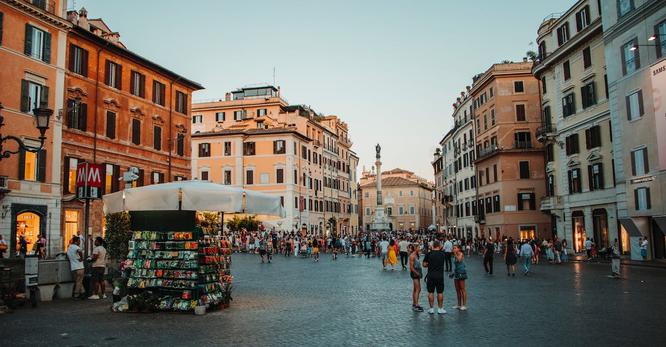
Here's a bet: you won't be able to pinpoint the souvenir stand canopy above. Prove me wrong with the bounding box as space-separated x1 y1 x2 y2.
103 181 284 312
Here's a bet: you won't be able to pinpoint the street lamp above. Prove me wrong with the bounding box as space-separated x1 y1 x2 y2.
0 103 52 160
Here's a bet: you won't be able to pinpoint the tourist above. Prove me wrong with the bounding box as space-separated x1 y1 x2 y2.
443 237 453 272
266 237 273 263
0 235 7 258
561 239 569 262
505 238 517 277
519 240 534 275
18 234 28 258
312 239 320 262
89 237 107 300
554 237 563 264
386 239 398 270
408 243 423 312
483 238 494 275
67 236 85 299
423 240 446 315
585 237 593 260
611 238 621 278
259 238 268 263
452 244 468 310
399 237 410 270
379 237 389 270
640 238 648 260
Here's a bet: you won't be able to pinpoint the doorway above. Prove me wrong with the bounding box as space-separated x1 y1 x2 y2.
10 204 47 258
592 209 609 249
572 211 585 253
652 219 665 259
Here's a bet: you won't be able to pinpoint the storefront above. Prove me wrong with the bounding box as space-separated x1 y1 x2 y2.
572 211 585 253
10 204 46 257
651 217 666 259
519 225 536 240
592 209 609 249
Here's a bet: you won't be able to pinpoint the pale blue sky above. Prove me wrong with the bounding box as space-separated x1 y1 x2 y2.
72 0 572 179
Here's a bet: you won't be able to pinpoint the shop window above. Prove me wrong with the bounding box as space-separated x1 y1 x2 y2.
64 210 80 249
519 225 536 240
16 212 40 254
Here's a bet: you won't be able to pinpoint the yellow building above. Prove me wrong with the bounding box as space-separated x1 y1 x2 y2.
191 86 357 235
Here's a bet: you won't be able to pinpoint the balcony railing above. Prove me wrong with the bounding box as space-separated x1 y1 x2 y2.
536 124 557 141
513 141 533 149
24 0 57 15
477 144 500 159
540 195 561 211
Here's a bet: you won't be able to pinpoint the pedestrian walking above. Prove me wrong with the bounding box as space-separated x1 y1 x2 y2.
408 244 423 312
399 238 410 270
67 236 85 299
483 239 494 275
443 237 453 272
519 240 534 275
585 238 593 260
505 238 517 276
89 237 107 300
640 238 648 260
423 240 446 315
452 245 468 310
0 235 7 259
379 237 389 270
611 238 621 278
312 241 320 262
386 239 398 270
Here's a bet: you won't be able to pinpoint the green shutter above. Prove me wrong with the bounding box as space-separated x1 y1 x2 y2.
40 85 49 108
24 24 33 56
63 157 70 193
20 79 30 112
81 49 88 77
80 103 87 131
0 12 4 45
37 149 47 182
43 31 51 63
18 149 26 180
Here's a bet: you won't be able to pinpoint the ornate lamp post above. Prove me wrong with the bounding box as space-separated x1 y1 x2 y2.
0 103 52 160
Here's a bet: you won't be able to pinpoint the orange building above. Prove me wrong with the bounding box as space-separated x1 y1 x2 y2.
472 62 550 240
59 9 202 249
191 86 358 235
0 0 71 256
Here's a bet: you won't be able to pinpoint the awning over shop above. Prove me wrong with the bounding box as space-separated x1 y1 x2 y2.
619 218 642 237
653 217 666 236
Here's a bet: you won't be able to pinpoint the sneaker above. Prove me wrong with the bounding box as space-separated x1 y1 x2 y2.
415 305 424 312
452 305 460 309
102 294 108 299
428 308 435 314
437 308 447 315
88 295 100 300
460 306 468 311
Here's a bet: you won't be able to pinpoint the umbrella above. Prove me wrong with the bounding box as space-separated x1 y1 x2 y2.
103 180 285 217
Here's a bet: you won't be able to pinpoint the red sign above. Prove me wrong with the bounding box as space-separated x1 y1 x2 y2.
76 162 103 199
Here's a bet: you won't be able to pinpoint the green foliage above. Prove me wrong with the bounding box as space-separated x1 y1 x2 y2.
526 50 537 61
198 212 222 234
105 212 132 260
226 215 259 231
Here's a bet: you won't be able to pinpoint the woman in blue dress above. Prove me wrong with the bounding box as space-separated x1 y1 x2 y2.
452 244 468 311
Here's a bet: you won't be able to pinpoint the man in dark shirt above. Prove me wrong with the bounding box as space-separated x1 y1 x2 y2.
483 239 495 275
423 240 446 314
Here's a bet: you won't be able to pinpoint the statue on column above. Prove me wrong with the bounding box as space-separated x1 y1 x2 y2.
376 143 381 159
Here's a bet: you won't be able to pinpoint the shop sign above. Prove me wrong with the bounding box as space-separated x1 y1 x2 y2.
630 176 654 184
650 59 666 170
76 162 103 199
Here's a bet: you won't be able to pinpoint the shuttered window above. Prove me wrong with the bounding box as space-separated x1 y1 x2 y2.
24 24 51 63
68 44 88 76
198 143 210 157
130 71 145 97
177 133 185 156
19 148 46 182
153 126 162 151
21 79 49 114
66 99 87 131
153 80 166 106
105 60 122 89
175 91 187 114
585 125 601 149
0 12 4 46
131 119 141 145
105 111 116 139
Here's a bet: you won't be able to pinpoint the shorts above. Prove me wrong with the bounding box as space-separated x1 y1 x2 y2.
410 272 422 280
381 252 388 260
259 249 267 256
93 267 105 282
426 276 444 293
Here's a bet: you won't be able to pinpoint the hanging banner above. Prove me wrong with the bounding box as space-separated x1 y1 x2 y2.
650 59 666 169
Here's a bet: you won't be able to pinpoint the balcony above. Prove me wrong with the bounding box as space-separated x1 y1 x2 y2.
477 144 500 160
540 195 561 211
23 0 57 15
536 124 557 142
513 141 533 150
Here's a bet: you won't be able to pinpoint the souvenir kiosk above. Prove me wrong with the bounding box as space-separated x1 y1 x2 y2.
102 181 284 313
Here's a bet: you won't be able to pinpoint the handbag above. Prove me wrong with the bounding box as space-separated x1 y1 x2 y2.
0 243 7 252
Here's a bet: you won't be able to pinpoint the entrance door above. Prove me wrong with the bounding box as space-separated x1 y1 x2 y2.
572 211 585 253
652 220 666 259
15 212 41 255
592 209 609 249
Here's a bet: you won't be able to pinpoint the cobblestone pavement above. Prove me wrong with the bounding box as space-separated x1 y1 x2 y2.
2 253 664 346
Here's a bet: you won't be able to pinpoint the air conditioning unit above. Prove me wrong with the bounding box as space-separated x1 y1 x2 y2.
0 175 8 189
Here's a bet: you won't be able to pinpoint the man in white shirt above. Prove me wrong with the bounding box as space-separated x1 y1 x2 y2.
519 241 534 275
89 237 107 300
585 238 593 260
67 236 85 299
443 237 453 272
398 238 410 270
379 238 390 270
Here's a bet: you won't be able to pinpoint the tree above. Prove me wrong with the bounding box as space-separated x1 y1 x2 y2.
526 50 537 61
105 212 131 260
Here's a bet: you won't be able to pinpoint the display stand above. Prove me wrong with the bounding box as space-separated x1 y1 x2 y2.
118 211 232 313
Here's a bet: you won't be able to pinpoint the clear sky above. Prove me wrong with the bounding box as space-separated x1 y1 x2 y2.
72 0 573 180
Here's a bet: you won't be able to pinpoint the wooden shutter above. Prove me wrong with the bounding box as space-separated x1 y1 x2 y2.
106 111 116 138
37 149 47 182
634 189 640 210
588 165 594 191
132 119 140 145
0 12 3 45
160 83 165 106
152 81 157 103
104 60 111 85
637 90 644 116
79 102 87 131
634 39 641 69
20 79 30 112
112 165 120 192
18 149 26 180
625 95 632 120
40 85 49 108
598 164 605 189
63 157 70 193
24 24 33 56
643 148 649 174
136 169 144 186
81 49 88 76
585 128 591 149
43 30 51 63
116 64 122 90
69 44 76 72
517 194 523 211
529 193 536 210
568 170 573 194
139 74 145 98
631 150 637 176
575 11 582 31
646 188 651 209
130 72 135 95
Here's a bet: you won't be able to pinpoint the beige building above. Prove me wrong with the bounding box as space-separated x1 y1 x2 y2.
360 168 434 231
191 86 358 235
533 0 616 253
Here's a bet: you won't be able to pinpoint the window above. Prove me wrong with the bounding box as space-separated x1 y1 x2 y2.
515 104 526 122
151 171 165 184
65 98 86 131
541 76 547 94
493 195 500 212
519 161 530 179
493 164 498 182
104 164 120 194
582 47 592 68
246 170 254 185
153 81 165 106
576 5 591 32
24 24 51 63
224 142 231 156
585 125 601 149
63 157 78 193
69 44 88 76
19 148 46 182
517 192 536 210
621 38 640 75
483 113 488 130
545 144 554 162
563 60 571 80
233 110 245 121
105 111 116 139
198 143 210 157
257 108 267 116
399 207 404 215
568 168 582 194
631 148 649 176
153 126 162 151
566 134 580 155
105 60 122 89
514 131 532 149
538 41 547 60
130 71 145 98
243 142 256 156
192 115 203 124
547 174 555 196
176 133 185 156
273 140 285 154
617 0 634 18
562 92 576 117
410 206 415 215
224 170 232 185
485 197 492 213
626 90 644 121
131 119 141 145
557 23 570 46
200 171 208 181
294 170 298 184
581 82 597 108
276 168 284 184
260 173 269 184
514 81 524 93
490 109 496 125
175 91 187 114
656 20 666 58
21 80 49 115
634 187 651 211
588 163 604 191
542 105 552 125
215 112 225 122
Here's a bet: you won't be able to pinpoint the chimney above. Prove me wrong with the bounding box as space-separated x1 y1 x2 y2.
67 10 78 24
466 86 471 92
523 57 528 62
225 92 231 101
78 7 89 30
277 86 281 97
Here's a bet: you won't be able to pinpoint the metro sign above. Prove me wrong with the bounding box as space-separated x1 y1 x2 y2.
76 162 103 199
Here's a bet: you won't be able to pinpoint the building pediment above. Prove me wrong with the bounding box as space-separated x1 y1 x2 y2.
129 106 145 118
151 114 165 125
567 157 580 168
175 124 187 133
103 98 121 109
587 150 602 162
67 86 88 99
